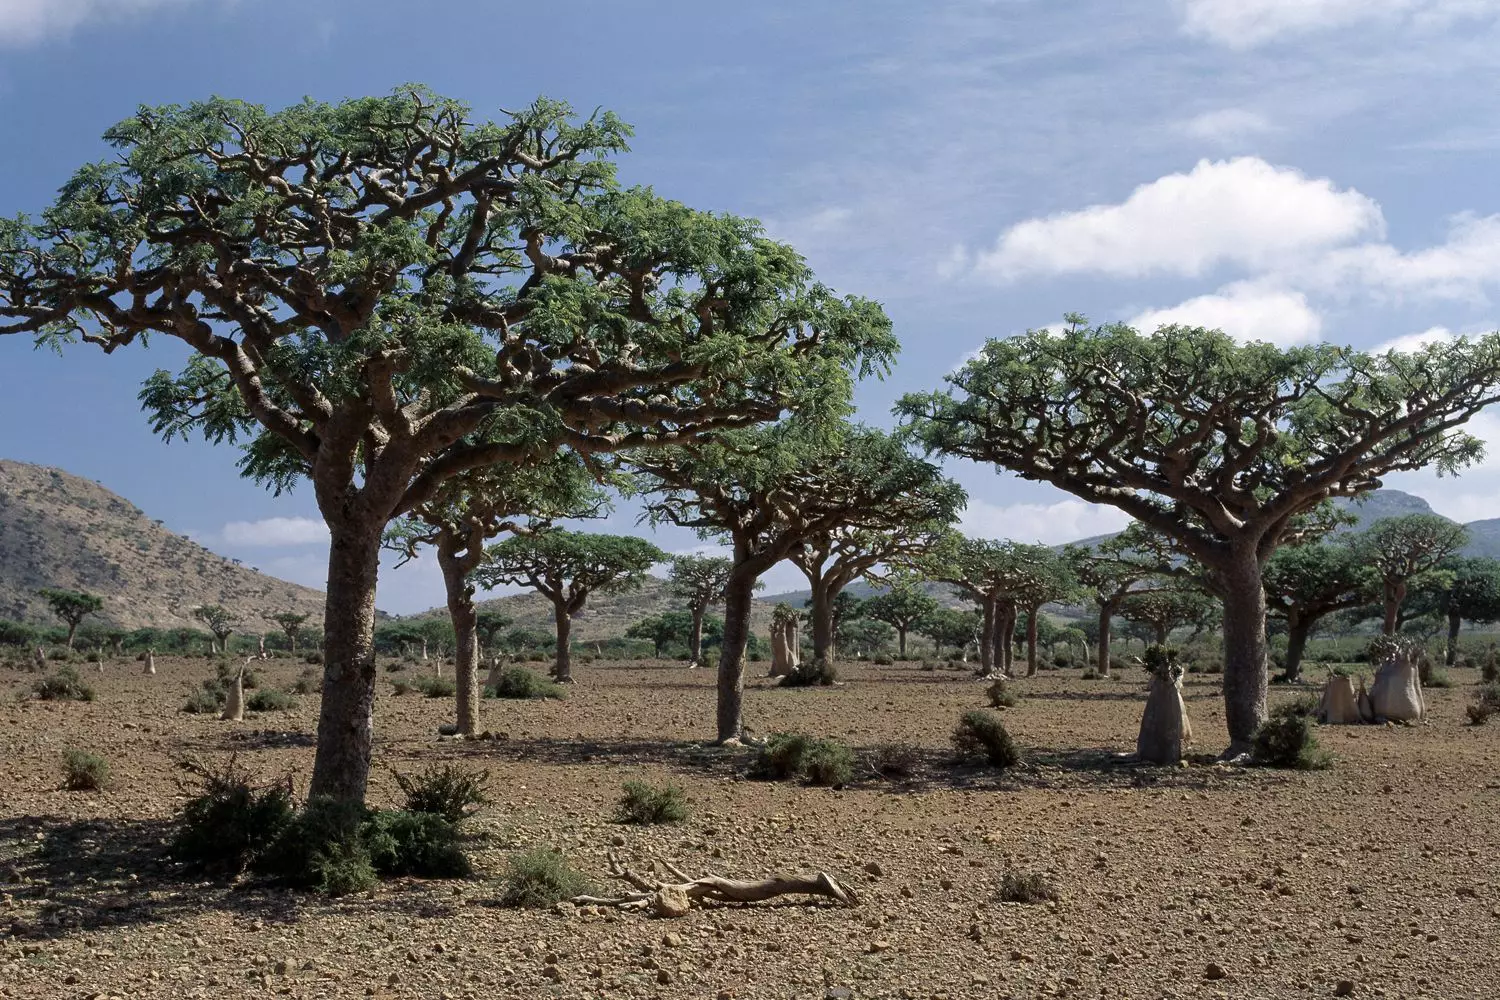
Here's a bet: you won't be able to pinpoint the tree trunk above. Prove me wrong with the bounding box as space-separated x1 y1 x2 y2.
552 601 574 683
978 597 996 676
896 625 908 659
1155 622 1168 647
1447 610 1462 666
1097 602 1114 678
289 631 298 655
689 603 706 667
808 578 835 664
1281 615 1311 683
65 622 78 651
308 520 384 804
1382 581 1405 636
1025 607 1040 677
1220 553 1269 756
716 572 757 742
438 543 481 737
997 603 1016 676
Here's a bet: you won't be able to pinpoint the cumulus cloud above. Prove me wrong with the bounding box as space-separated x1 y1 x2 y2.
960 497 1133 545
1302 212 1500 302
1180 108 1277 145
1178 0 1498 49
220 517 329 547
976 158 1383 280
0 0 199 46
1130 282 1322 346
1371 326 1457 353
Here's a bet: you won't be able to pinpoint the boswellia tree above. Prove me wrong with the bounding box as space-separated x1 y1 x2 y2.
36 588 103 650
0 88 890 803
901 318 1500 752
666 555 736 667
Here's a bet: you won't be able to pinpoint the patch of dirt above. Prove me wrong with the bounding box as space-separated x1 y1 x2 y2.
1 655 1497 999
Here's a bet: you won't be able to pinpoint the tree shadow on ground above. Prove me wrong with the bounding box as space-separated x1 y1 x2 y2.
0 815 488 941
429 736 755 781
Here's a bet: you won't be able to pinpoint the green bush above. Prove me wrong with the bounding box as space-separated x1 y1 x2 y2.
216 660 259 690
615 780 689 824
1270 692 1321 721
394 763 490 823
1482 651 1499 684
304 838 378 896
869 743 920 779
169 758 296 873
985 678 1017 709
182 681 226 714
754 732 813 780
780 658 838 687
414 675 456 698
802 738 854 787
996 870 1059 904
363 810 471 878
256 795 373 892
499 847 590 908
391 679 415 696
1251 716 1332 770
1467 683 1500 726
291 670 318 695
62 749 109 791
247 688 299 712
485 667 565 700
872 654 895 666
953 711 1019 768
32 665 95 702
304 651 324 665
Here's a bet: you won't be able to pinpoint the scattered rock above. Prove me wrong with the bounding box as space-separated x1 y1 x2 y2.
1205 963 1227 980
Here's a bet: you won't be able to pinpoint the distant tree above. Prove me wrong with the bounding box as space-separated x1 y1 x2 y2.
919 607 981 660
192 604 240 654
667 555 737 667
476 531 666 682
1004 545 1078 676
1350 514 1470 636
266 612 312 654
1065 526 1174 677
1261 543 1375 682
862 583 941 659
502 626 555 655
921 536 1036 677
36 588 103 650
626 610 725 659
901 318 1500 750
475 611 513 660
2 88 892 804
836 617 896 658
1423 557 1500 665
1118 586 1217 648
785 429 964 662
0 620 35 647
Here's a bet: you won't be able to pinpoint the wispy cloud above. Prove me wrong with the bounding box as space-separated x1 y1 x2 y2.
960 498 1133 545
220 517 329 547
0 0 201 46
1178 0 1500 49
1130 281 1322 346
1179 108 1277 145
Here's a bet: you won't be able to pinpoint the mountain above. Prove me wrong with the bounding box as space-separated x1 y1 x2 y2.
0 459 326 630
1336 489 1436 528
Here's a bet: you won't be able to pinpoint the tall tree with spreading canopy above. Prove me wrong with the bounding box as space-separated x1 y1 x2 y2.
192 604 240 654
1426 557 1500 664
385 454 606 733
921 535 1035 678
1349 514 1470 636
1261 542 1374 682
901 318 1500 751
667 555 737 667
474 530 666 682
36 588 103 650
266 611 313 654
1118 585 1218 648
785 429 964 663
1 88 890 802
863 582 942 659
919 606 981 660
1004 544 1078 676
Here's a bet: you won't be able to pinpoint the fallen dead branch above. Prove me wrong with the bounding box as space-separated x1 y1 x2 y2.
572 851 860 917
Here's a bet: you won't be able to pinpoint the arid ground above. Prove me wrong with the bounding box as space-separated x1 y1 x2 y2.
1 656 1497 1000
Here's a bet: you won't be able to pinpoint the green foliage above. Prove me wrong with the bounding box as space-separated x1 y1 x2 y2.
953 711 1019 768
919 607 981 654
477 530 668 606
35 588 103 637
863 583 942 637
182 683 225 714
216 659 259 690
995 870 1059 904
780 657 839 687
499 848 591 908
1251 716 1333 770
615 780 690 824
986 678 1017 708
625 610 722 657
169 758 296 873
247 688 299 712
485 667 565 700
32 665 95 702
393 763 490 823
753 733 853 785
802 738 855 787
61 749 109 791
414 674 457 698
192 604 240 643
754 732 814 780
1467 683 1500 725
1270 692 1322 720
668 555 734 614
363 810 472 878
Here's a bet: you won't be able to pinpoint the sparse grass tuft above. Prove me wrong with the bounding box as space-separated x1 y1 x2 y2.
1270 692 1321 721
615 780 689 824
394 763 490 823
169 757 295 873
498 847 590 908
62 748 109 790
995 870 1059 904
869 743 920 779
779 658 839 687
291 669 318 695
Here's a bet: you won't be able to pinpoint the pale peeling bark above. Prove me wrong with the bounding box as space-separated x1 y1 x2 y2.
575 852 860 917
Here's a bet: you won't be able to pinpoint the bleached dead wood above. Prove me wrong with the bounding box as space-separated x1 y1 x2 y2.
573 852 860 917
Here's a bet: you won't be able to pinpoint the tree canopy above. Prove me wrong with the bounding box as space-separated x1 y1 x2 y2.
862 583 941 659
36 588 103 649
1261 542 1374 680
1349 514 1470 635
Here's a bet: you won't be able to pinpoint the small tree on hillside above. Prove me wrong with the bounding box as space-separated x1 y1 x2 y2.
626 610 725 658
667 555 737 667
192 604 240 654
266 612 312 654
1350 514 1470 636
862 582 941 659
475 610 512 661
1261 543 1375 682
475 530 666 682
901 319 1500 751
36 588 103 650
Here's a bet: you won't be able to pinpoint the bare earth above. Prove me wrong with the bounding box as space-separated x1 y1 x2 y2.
1 656 1497 1000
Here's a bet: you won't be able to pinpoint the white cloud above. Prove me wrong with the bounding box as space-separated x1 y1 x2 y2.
221 516 329 547
1130 281 1322 346
0 0 199 46
976 158 1383 280
1304 212 1500 302
1180 108 1277 145
1179 0 1498 49
960 498 1133 545
1371 325 1457 353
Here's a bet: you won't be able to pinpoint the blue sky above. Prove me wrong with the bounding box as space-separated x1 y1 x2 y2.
4 0 1500 613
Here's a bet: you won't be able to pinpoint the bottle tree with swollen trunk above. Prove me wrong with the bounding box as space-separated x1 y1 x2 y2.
0 88 889 804
474 530 666 682
1348 513 1469 636
384 454 607 734
785 429 965 664
634 422 954 743
900 319 1500 753
1261 542 1375 682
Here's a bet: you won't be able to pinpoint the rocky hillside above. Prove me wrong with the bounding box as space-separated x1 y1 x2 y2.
0 459 326 629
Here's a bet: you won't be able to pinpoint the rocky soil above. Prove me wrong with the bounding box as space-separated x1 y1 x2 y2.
1 654 1497 999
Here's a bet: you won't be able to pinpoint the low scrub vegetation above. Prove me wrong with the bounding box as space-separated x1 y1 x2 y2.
995 870 1059 904
61 748 109 790
753 732 855 785
1251 716 1333 770
1467 683 1500 726
485 667 565 700
953 710 1019 768
414 674 456 698
868 743 920 779
246 688 299 712
499 847 590 908
985 678 1017 708
32 665 95 702
615 780 689 824
779 658 839 687
394 763 490 823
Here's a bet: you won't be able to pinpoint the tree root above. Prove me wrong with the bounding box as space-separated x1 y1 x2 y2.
573 851 860 917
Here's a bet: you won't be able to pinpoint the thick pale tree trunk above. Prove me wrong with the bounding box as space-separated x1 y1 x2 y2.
552 601 574 683
1281 615 1311 683
1097 602 1115 677
808 579 835 664
1220 552 1270 755
308 520 383 803
1382 581 1406 636
689 603 707 667
1446 610 1462 666
716 573 758 742
977 598 996 676
1025 606 1040 677
438 542 481 737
